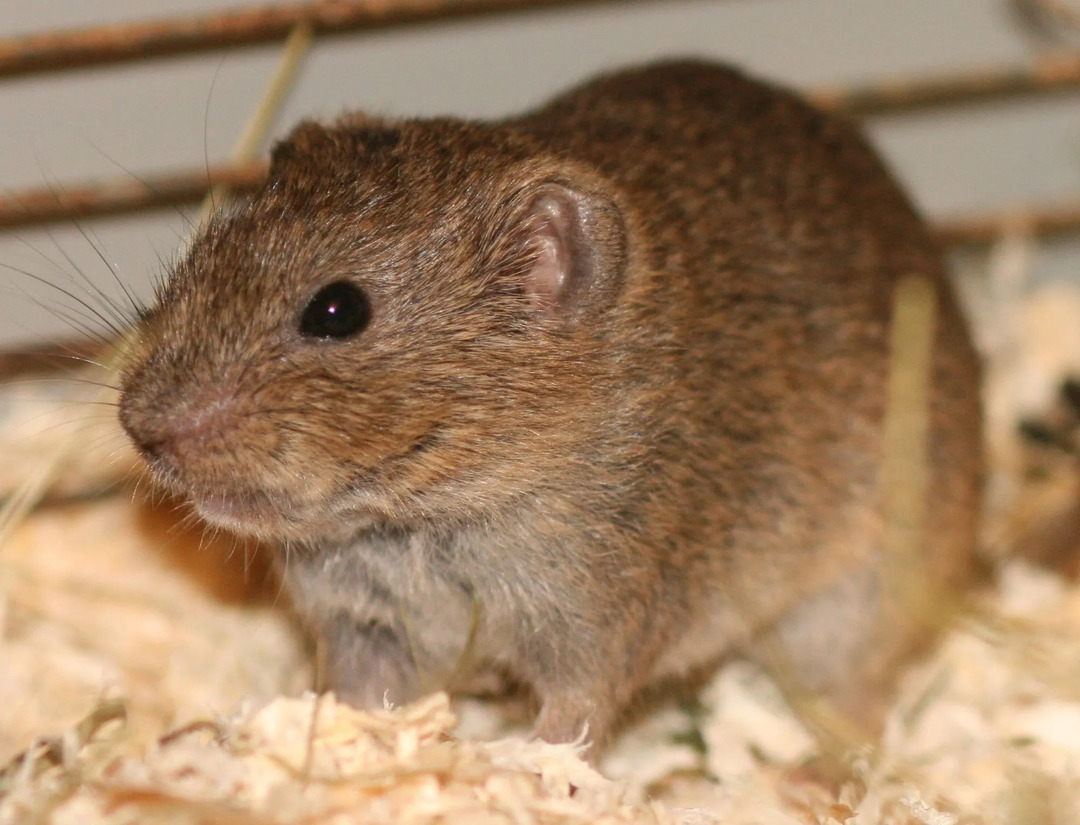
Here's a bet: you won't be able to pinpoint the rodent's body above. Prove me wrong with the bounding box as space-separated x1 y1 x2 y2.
119 61 982 749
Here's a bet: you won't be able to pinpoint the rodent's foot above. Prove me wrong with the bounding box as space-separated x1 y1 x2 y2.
320 614 421 710
532 690 617 756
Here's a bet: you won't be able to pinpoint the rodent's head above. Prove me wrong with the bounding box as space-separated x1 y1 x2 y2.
119 117 629 542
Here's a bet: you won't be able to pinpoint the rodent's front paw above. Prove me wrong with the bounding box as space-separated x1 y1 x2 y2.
319 613 422 710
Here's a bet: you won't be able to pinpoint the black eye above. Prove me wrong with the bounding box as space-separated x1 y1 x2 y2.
300 281 371 339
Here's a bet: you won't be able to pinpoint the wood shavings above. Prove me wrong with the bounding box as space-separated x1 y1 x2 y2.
700 661 817 779
964 230 1080 568
842 560 1080 821
0 365 135 501
0 497 309 763
2 692 698 825
599 705 703 790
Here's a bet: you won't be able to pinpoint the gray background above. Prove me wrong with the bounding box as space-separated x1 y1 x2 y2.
1 0 1078 347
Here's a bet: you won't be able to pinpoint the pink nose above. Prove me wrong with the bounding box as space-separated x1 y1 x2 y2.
121 383 242 474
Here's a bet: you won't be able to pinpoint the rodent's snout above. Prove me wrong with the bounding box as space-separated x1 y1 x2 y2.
121 415 166 464
120 382 246 479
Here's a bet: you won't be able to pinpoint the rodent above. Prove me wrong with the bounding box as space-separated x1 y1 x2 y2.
118 60 983 751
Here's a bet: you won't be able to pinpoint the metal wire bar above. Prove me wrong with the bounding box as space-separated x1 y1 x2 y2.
933 200 1080 247
809 53 1080 116
1 0 1078 114
3 159 1079 245
0 160 268 228
1 0 1078 241
0 0 632 78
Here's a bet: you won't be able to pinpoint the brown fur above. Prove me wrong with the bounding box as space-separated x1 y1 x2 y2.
119 60 982 751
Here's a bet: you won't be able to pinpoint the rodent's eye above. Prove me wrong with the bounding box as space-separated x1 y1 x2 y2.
300 281 371 340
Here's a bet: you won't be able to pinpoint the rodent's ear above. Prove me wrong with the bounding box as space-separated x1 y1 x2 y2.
269 120 333 175
270 114 401 176
510 182 627 319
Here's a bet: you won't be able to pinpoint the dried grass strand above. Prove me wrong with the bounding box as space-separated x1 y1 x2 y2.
197 22 313 226
880 276 938 622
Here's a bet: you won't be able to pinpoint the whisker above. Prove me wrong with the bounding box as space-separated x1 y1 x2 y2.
5 228 72 278
44 226 135 332
70 219 146 321
203 55 229 220
85 143 199 236
243 541 259 584
1 263 127 340
0 375 122 393
0 343 113 374
4 409 121 435
7 226 136 324
47 353 116 373
1 280 115 345
81 430 132 454
272 540 291 610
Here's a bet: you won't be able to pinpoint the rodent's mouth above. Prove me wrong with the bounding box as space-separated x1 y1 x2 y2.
187 484 307 537
194 491 271 529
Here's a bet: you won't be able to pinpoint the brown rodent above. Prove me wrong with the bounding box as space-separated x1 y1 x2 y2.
118 60 982 751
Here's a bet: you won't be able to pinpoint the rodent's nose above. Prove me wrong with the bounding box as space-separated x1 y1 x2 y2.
127 429 168 462
118 399 167 462
120 387 242 473
120 408 191 470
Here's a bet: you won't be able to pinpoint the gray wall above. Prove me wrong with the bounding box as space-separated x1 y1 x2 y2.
1 0 1078 347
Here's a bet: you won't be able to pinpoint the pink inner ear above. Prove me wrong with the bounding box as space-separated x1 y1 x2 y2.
525 195 573 310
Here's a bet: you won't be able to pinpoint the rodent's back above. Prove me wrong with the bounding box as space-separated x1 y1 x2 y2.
515 60 982 674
